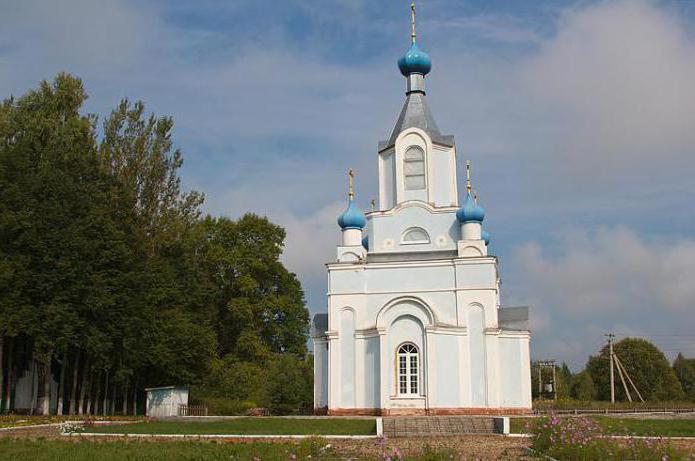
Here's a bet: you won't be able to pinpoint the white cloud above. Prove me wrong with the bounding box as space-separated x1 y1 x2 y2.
521 0 695 177
507 226 695 366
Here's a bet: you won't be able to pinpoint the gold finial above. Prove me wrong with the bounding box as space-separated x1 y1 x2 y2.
410 1 417 44
466 160 472 193
370 199 376 211
348 169 355 200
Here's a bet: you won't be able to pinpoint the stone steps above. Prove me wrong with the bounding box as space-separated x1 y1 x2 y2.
383 416 498 438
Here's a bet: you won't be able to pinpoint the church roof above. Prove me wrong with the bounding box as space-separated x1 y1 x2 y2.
498 307 530 331
311 313 328 337
378 87 455 152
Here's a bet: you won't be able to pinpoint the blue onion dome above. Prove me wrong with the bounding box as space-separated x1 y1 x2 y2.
481 230 490 246
362 235 369 250
456 192 485 223
338 198 366 230
398 42 432 76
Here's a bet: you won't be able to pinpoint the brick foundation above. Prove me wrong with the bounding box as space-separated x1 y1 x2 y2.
323 407 532 416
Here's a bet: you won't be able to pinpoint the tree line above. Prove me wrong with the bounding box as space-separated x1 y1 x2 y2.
0 74 310 415
533 338 695 403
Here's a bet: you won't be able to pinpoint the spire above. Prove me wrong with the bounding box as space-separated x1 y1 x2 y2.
411 1 417 44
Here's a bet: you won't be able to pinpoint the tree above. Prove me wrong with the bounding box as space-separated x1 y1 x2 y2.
0 74 311 415
570 370 596 401
673 353 695 401
586 338 684 402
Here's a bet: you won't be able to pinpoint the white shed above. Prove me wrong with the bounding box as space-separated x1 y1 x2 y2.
145 386 189 417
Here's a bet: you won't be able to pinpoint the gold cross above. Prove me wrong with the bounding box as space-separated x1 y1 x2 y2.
411 2 417 44
466 160 472 193
348 169 355 199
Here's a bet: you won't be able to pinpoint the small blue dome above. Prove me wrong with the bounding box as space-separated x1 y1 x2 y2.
338 199 366 230
398 42 432 76
482 230 490 246
456 192 485 223
362 235 369 250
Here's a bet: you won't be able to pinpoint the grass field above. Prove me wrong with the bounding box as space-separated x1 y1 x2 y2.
0 438 341 460
87 417 377 435
0 438 482 461
511 416 695 437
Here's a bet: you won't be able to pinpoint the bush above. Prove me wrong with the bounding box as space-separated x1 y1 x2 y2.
191 353 314 415
189 397 256 416
531 414 685 460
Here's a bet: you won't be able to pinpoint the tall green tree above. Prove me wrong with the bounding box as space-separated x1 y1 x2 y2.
586 338 684 402
0 74 311 415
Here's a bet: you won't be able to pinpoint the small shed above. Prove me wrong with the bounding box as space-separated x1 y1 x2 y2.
145 386 189 417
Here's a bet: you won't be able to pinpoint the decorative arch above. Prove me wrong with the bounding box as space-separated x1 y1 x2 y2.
403 145 426 191
402 226 430 244
396 342 420 395
460 245 483 257
376 296 436 329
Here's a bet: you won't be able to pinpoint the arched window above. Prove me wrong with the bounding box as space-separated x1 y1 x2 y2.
404 146 425 191
397 343 419 395
402 227 430 244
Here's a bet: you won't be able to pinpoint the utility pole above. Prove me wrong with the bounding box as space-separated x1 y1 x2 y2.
606 333 615 404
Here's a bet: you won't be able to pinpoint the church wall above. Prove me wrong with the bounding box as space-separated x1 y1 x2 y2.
378 149 396 210
339 309 356 408
360 336 381 408
313 338 328 409
430 145 457 207
467 305 487 407
366 264 454 294
369 207 459 253
498 336 524 407
433 334 462 407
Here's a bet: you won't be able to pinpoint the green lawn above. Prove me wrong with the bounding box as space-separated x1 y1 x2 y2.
595 417 695 437
88 417 377 435
510 416 695 437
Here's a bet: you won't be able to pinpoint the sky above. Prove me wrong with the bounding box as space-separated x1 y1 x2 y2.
2 0 695 370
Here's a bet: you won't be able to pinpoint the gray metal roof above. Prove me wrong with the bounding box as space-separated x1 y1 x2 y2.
499 306 530 331
312 313 328 337
379 92 455 151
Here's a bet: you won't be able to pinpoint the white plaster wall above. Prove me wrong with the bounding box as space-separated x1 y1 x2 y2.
467 305 487 407
378 150 396 210
361 336 381 408
430 145 457 207
434 334 461 407
340 309 356 407
369 204 459 253
313 339 328 408
498 337 524 407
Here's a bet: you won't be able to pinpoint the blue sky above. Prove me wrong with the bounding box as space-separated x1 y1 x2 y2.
2 0 695 369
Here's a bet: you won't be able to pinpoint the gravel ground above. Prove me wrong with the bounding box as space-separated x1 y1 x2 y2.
0 425 533 459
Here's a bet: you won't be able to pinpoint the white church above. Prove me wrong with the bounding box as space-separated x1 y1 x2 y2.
312 5 532 416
